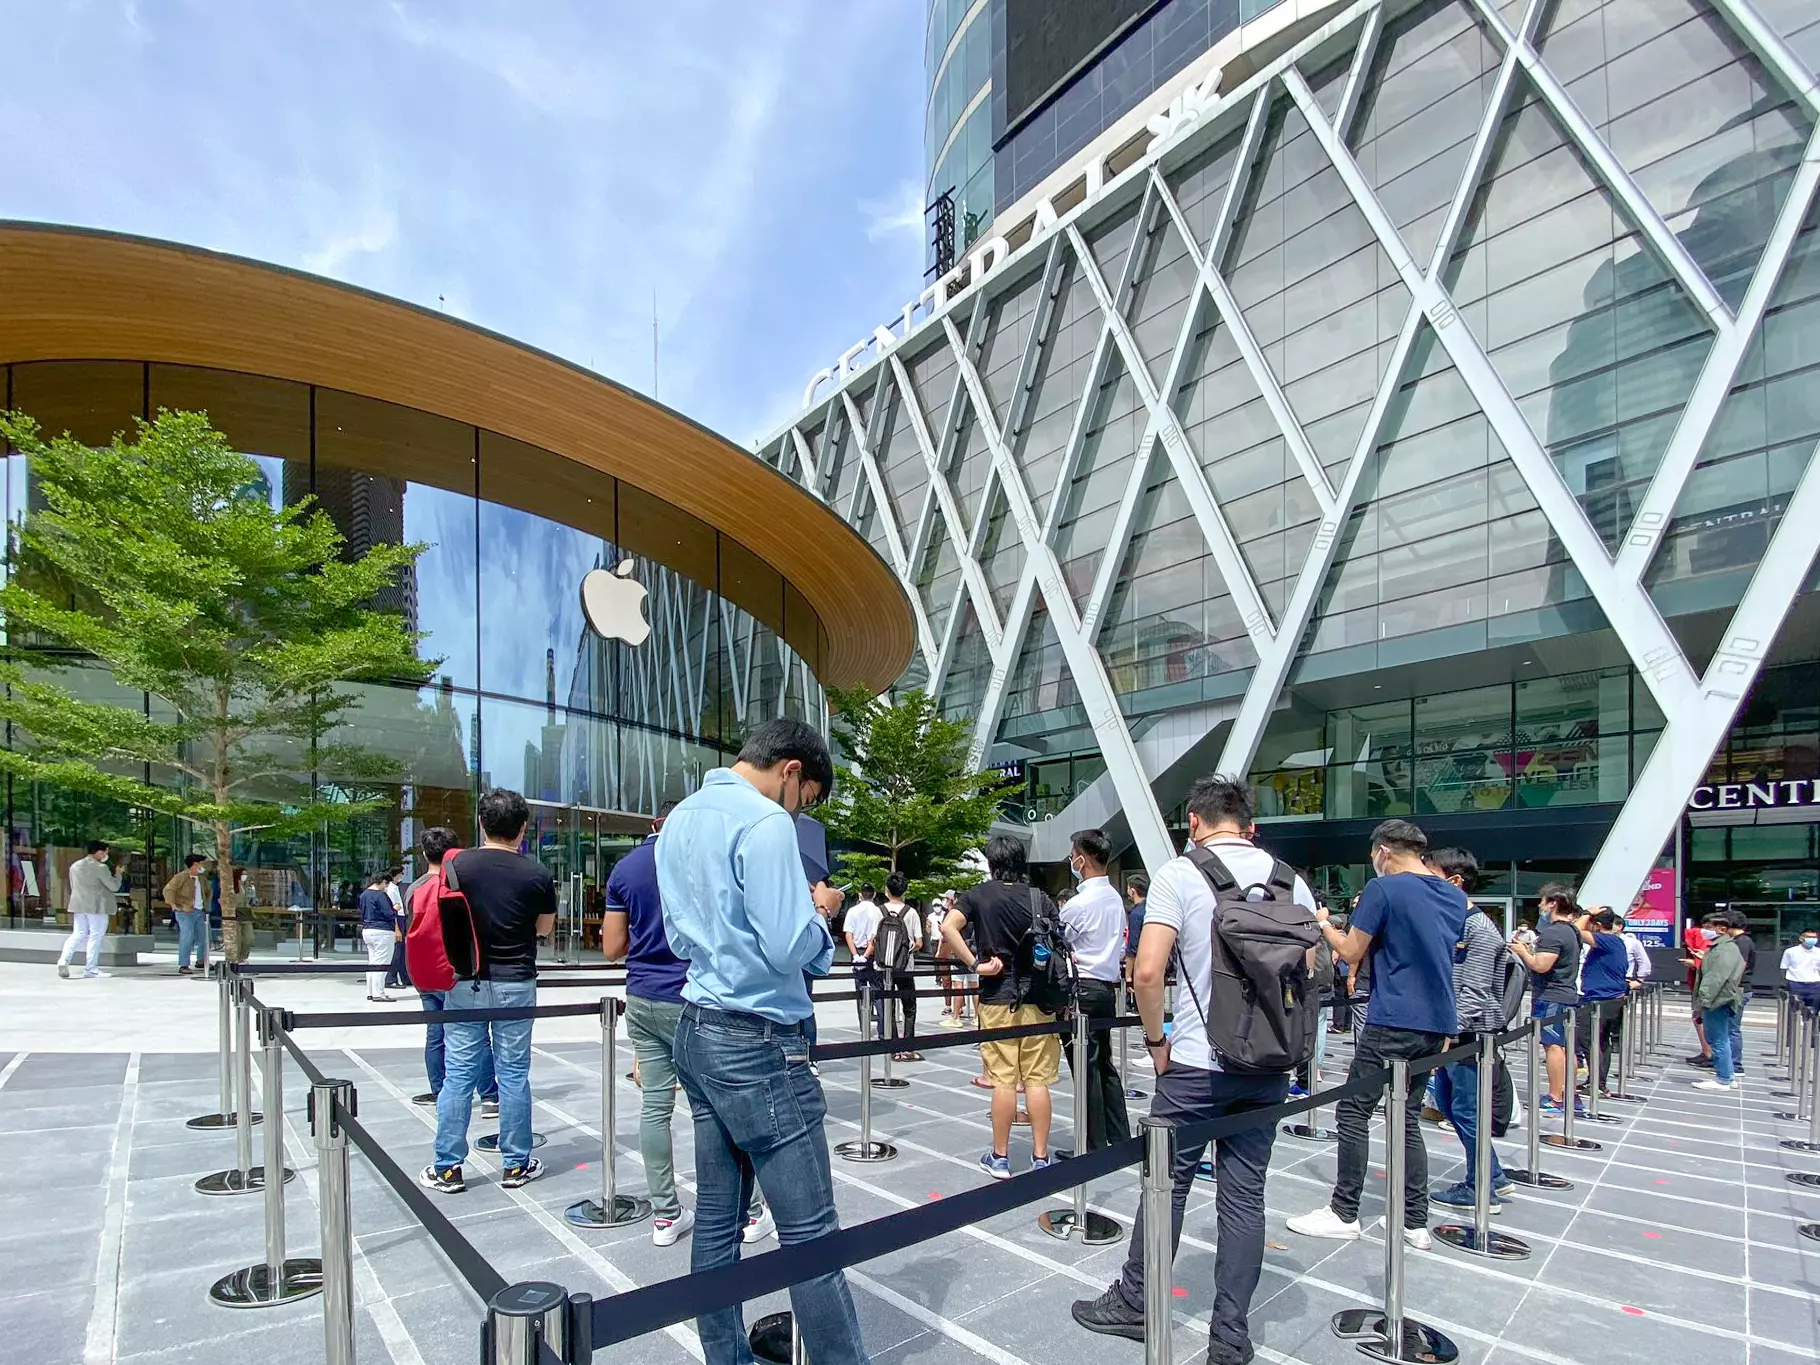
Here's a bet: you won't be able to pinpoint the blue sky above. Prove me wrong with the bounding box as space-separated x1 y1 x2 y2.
1 0 929 445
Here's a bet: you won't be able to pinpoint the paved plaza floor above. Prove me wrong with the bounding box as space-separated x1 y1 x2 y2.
2 961 1817 1364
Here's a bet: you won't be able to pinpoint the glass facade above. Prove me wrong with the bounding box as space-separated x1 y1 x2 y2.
779 0 1820 901
928 0 997 263
1 361 824 942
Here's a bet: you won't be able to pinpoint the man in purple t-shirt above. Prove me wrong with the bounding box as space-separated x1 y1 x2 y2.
601 803 770 1249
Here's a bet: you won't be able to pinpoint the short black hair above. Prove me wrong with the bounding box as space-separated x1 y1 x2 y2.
1592 909 1618 930
420 827 460 865
183 853 206 869
478 788 531 840
368 868 390 886
1540 882 1579 917
985 834 1028 881
737 718 835 799
1427 846 1479 892
1613 914 1627 929
860 883 876 902
1184 775 1254 830
1701 912 1728 929
1726 910 1751 931
885 870 909 898
1370 819 1427 858
1127 873 1149 899
1071 829 1112 867
87 839 110 855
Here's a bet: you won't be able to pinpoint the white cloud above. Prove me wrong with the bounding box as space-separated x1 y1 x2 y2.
300 202 398 275
860 179 926 243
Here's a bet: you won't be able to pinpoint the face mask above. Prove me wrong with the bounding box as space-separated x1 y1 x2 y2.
1804 937 1817 948
1069 859 1084 882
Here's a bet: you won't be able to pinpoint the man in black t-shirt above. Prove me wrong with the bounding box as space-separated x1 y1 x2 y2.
1510 884 1582 1114
422 789 556 1195
940 836 1061 1180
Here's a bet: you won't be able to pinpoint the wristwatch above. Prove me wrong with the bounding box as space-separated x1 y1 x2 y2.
1144 1033 1167 1049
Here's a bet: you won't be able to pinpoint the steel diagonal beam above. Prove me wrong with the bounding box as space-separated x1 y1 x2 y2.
1064 218 1277 650
790 425 821 495
1700 0 1820 117
1466 0 1732 330
1583 435 1820 905
942 312 1177 871
1334 4 1384 144
841 386 939 668
1281 64 1701 717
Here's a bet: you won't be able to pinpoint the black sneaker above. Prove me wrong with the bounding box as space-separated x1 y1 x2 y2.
1685 1054 1714 1067
1207 1336 1256 1365
419 1164 465 1194
411 1092 438 1108
480 1098 500 1119
1071 1284 1144 1340
501 1157 545 1189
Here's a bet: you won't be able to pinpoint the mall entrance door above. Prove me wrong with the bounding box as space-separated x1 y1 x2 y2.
524 801 652 962
1476 897 1516 937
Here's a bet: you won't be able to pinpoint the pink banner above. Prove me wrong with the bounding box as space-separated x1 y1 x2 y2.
1627 862 1677 948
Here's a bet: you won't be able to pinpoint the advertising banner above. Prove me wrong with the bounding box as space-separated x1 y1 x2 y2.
1627 859 1677 948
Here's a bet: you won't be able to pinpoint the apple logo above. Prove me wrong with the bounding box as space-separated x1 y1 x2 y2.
581 559 651 646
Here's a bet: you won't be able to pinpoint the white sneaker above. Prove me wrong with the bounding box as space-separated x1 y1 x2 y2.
1403 1226 1433 1251
652 1209 695 1247
56 964 69 979
743 1207 776 1243
84 970 108 978
1287 1206 1361 1240
1691 1078 1735 1091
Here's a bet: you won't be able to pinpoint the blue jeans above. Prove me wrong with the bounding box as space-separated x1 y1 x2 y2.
1434 1052 1506 1194
422 991 497 1101
673 1005 869 1365
1532 998 1570 1049
174 909 208 969
1731 990 1749 1071
434 978 534 1170
1702 1004 1737 1083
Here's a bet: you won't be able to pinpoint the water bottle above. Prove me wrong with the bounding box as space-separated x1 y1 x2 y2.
1033 939 1051 969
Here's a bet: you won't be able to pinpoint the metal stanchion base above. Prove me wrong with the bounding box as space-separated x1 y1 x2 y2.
186 1111 260 1130
1036 1208 1123 1244
1581 1113 1624 1125
1800 1222 1820 1244
1772 1111 1804 1120
1540 1135 1603 1151
207 1259 323 1308
475 1132 547 1153
1601 1092 1647 1104
834 1139 897 1163
1780 1139 1820 1153
870 1077 910 1089
1786 1171 1820 1188
1124 1087 1146 1100
1282 1122 1339 1141
1332 1310 1461 1364
564 1194 651 1229
1433 1224 1530 1260
194 1166 294 1196
1502 1169 1574 1191
749 1311 795 1364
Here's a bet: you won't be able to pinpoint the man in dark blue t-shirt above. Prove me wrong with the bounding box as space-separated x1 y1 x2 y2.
1290 819 1466 1248
600 803 768 1249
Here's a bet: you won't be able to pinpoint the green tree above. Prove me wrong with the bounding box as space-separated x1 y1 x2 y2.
820 686 1006 901
0 408 434 918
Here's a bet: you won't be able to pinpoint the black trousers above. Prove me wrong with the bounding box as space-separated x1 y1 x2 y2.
853 962 885 1037
884 968 917 1044
1331 1024 1445 1228
1063 979 1131 1149
1574 998 1624 1090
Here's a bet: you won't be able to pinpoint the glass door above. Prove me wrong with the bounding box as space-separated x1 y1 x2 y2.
1475 896 1516 938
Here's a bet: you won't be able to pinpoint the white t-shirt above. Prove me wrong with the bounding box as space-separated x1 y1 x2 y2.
845 900 882 952
926 906 948 950
1062 877 1126 982
1781 942 1820 984
1145 837 1314 1072
879 900 923 951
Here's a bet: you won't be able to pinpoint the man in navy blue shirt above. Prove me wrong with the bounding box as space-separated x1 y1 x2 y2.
1289 819 1466 1249
601 802 772 1249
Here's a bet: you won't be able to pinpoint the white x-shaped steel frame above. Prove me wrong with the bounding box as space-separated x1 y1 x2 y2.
763 0 1820 905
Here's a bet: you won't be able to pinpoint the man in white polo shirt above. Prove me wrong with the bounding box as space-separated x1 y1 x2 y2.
1060 828 1131 1153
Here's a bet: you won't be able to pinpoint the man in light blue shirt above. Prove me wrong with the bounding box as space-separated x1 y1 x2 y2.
656 718 866 1365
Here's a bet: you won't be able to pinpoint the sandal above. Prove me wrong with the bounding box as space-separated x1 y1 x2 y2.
970 1075 993 1089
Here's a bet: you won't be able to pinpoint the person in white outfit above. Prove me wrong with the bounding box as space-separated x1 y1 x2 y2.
58 841 124 979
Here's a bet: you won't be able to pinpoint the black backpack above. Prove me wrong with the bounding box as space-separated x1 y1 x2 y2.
1025 886 1073 1011
872 903 915 974
1180 847 1321 1074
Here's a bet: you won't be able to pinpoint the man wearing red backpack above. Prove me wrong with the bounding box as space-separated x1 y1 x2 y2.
405 827 497 1117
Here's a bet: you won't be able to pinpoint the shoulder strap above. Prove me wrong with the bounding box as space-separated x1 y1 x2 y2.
1185 844 1238 892
443 855 460 894
1266 859 1297 895
1028 886 1044 919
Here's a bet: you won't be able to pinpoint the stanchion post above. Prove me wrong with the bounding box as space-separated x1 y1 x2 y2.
187 960 244 1129
1775 989 1787 1069
1781 1005 1811 1119
312 1079 356 1365
1505 1021 1571 1190
1584 1003 1620 1124
872 975 909 1090
1122 980 1145 1100
197 975 291 1194
1039 1001 1120 1244
1435 1034 1528 1260
1786 1007 1820 1154
1542 1007 1601 1152
566 998 650 1228
836 983 895 1162
483 1283 569 1365
1140 1116 1173 1365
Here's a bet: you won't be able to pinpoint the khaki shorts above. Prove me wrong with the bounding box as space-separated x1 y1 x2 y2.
979 1003 1061 1088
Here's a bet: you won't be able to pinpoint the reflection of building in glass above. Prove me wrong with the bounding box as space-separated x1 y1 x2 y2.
772 0 1820 929
285 460 420 634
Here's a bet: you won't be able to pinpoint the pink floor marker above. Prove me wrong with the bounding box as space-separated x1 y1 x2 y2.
1621 1307 1645 1316
1642 1231 1661 1239
1172 1287 1188 1298
1655 1178 1670 1185
928 1192 943 1200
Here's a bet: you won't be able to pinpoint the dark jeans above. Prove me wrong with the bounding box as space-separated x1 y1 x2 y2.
1433 1048 1506 1194
884 968 916 1045
1115 1065 1288 1352
1332 1024 1445 1228
1574 999 1624 1090
673 1005 869 1365
385 938 411 990
1064 980 1131 1149
853 963 885 1037
1792 982 1820 1011
422 990 498 1101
